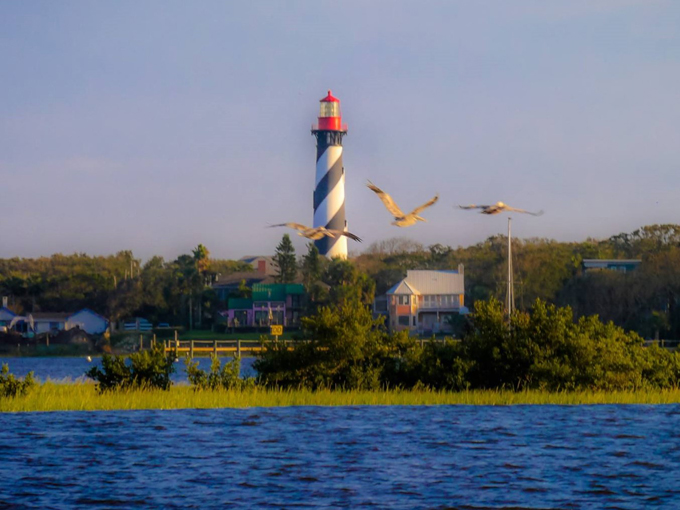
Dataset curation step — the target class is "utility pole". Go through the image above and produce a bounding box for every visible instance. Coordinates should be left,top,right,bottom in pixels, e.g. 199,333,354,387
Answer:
506,217,515,315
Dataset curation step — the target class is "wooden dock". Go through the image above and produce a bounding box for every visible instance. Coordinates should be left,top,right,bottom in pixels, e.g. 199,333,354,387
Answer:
162,339,284,358
153,337,678,359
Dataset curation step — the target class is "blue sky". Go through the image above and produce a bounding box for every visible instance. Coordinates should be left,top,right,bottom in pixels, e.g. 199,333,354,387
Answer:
1,1,679,260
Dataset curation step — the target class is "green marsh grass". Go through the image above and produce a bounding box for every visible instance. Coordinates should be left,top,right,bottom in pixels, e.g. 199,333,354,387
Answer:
3,383,680,412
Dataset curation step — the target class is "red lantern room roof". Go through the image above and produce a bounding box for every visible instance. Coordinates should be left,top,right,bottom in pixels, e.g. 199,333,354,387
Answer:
320,90,340,103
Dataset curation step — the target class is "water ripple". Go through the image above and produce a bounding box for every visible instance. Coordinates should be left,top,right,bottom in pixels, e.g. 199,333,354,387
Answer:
1,405,680,508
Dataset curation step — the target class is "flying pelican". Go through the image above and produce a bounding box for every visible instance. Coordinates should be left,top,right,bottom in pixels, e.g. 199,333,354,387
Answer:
366,181,439,227
458,202,544,216
268,223,362,242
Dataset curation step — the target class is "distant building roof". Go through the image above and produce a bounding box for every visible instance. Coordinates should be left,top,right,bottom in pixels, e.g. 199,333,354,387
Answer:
582,259,642,265
30,312,72,321
582,259,641,272
252,283,305,301
0,307,16,318
239,255,277,276
386,269,465,296
213,271,275,287
386,280,420,295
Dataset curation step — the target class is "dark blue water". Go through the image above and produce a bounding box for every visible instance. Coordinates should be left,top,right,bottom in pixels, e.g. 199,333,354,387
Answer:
1,405,680,508
0,356,256,383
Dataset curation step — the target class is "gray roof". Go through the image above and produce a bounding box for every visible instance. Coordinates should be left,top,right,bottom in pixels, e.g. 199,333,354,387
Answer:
582,259,641,265
387,270,464,295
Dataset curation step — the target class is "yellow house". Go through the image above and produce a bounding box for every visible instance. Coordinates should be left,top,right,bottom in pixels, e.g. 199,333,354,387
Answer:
385,267,467,334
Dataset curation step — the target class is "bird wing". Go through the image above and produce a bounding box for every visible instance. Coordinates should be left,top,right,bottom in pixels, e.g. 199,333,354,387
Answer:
327,229,362,242
505,206,544,216
410,194,439,215
366,181,405,217
268,222,309,231
458,204,488,210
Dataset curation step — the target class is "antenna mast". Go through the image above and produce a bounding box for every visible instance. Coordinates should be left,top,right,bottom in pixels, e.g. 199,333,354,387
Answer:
506,217,515,315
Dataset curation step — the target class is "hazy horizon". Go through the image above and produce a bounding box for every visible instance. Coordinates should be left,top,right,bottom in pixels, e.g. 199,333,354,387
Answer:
2,1,678,261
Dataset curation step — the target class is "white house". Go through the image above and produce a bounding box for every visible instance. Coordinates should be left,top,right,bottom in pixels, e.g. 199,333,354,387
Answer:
68,309,109,334
384,267,468,334
5,308,109,336
0,307,17,332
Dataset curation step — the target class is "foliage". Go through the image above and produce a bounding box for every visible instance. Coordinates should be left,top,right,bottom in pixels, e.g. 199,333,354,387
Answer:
0,363,36,398
301,243,323,287
462,298,680,391
184,355,254,390
85,342,176,392
322,258,375,306
0,247,253,329
273,234,297,283
255,298,410,390
257,293,680,392
5,223,680,341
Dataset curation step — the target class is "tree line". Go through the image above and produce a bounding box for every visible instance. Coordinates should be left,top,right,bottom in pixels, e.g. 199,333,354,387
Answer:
0,246,251,327
354,224,680,340
2,224,680,339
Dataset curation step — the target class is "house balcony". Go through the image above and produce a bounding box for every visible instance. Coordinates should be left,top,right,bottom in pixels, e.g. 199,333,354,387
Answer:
417,304,461,313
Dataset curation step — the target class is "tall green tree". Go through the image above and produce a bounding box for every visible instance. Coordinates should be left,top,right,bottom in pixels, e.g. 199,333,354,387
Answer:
273,234,297,283
192,244,211,327
301,243,323,287
323,258,375,306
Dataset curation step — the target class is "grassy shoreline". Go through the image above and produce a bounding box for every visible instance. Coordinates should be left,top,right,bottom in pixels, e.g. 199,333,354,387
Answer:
3,384,680,412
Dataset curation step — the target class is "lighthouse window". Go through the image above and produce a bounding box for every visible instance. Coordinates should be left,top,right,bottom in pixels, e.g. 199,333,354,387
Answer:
319,102,339,118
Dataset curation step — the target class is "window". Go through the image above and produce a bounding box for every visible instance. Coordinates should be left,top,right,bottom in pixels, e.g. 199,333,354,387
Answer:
319,102,340,117
413,316,417,326
398,316,410,326
399,295,410,305
233,311,248,326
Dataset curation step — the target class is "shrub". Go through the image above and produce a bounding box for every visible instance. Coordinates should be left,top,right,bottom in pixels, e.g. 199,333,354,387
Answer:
0,363,36,398
463,298,680,391
185,355,254,391
86,342,176,392
255,298,412,390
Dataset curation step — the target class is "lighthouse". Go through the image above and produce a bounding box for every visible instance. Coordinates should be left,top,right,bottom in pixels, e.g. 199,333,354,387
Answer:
312,90,348,259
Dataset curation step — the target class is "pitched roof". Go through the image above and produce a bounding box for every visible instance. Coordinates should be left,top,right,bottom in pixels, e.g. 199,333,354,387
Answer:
70,308,108,320
239,255,273,263
213,271,275,287
252,283,305,301
30,312,72,321
0,307,16,317
387,269,464,296
386,280,420,295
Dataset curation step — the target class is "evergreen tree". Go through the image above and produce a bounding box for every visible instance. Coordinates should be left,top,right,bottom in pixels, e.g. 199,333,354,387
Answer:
301,243,322,287
274,234,297,283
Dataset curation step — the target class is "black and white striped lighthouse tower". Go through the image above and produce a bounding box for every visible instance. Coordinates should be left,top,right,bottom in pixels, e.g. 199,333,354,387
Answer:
312,90,348,259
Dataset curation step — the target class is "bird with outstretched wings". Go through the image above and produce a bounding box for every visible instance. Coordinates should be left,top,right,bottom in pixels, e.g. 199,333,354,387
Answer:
268,222,362,242
458,202,543,216
366,181,438,227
